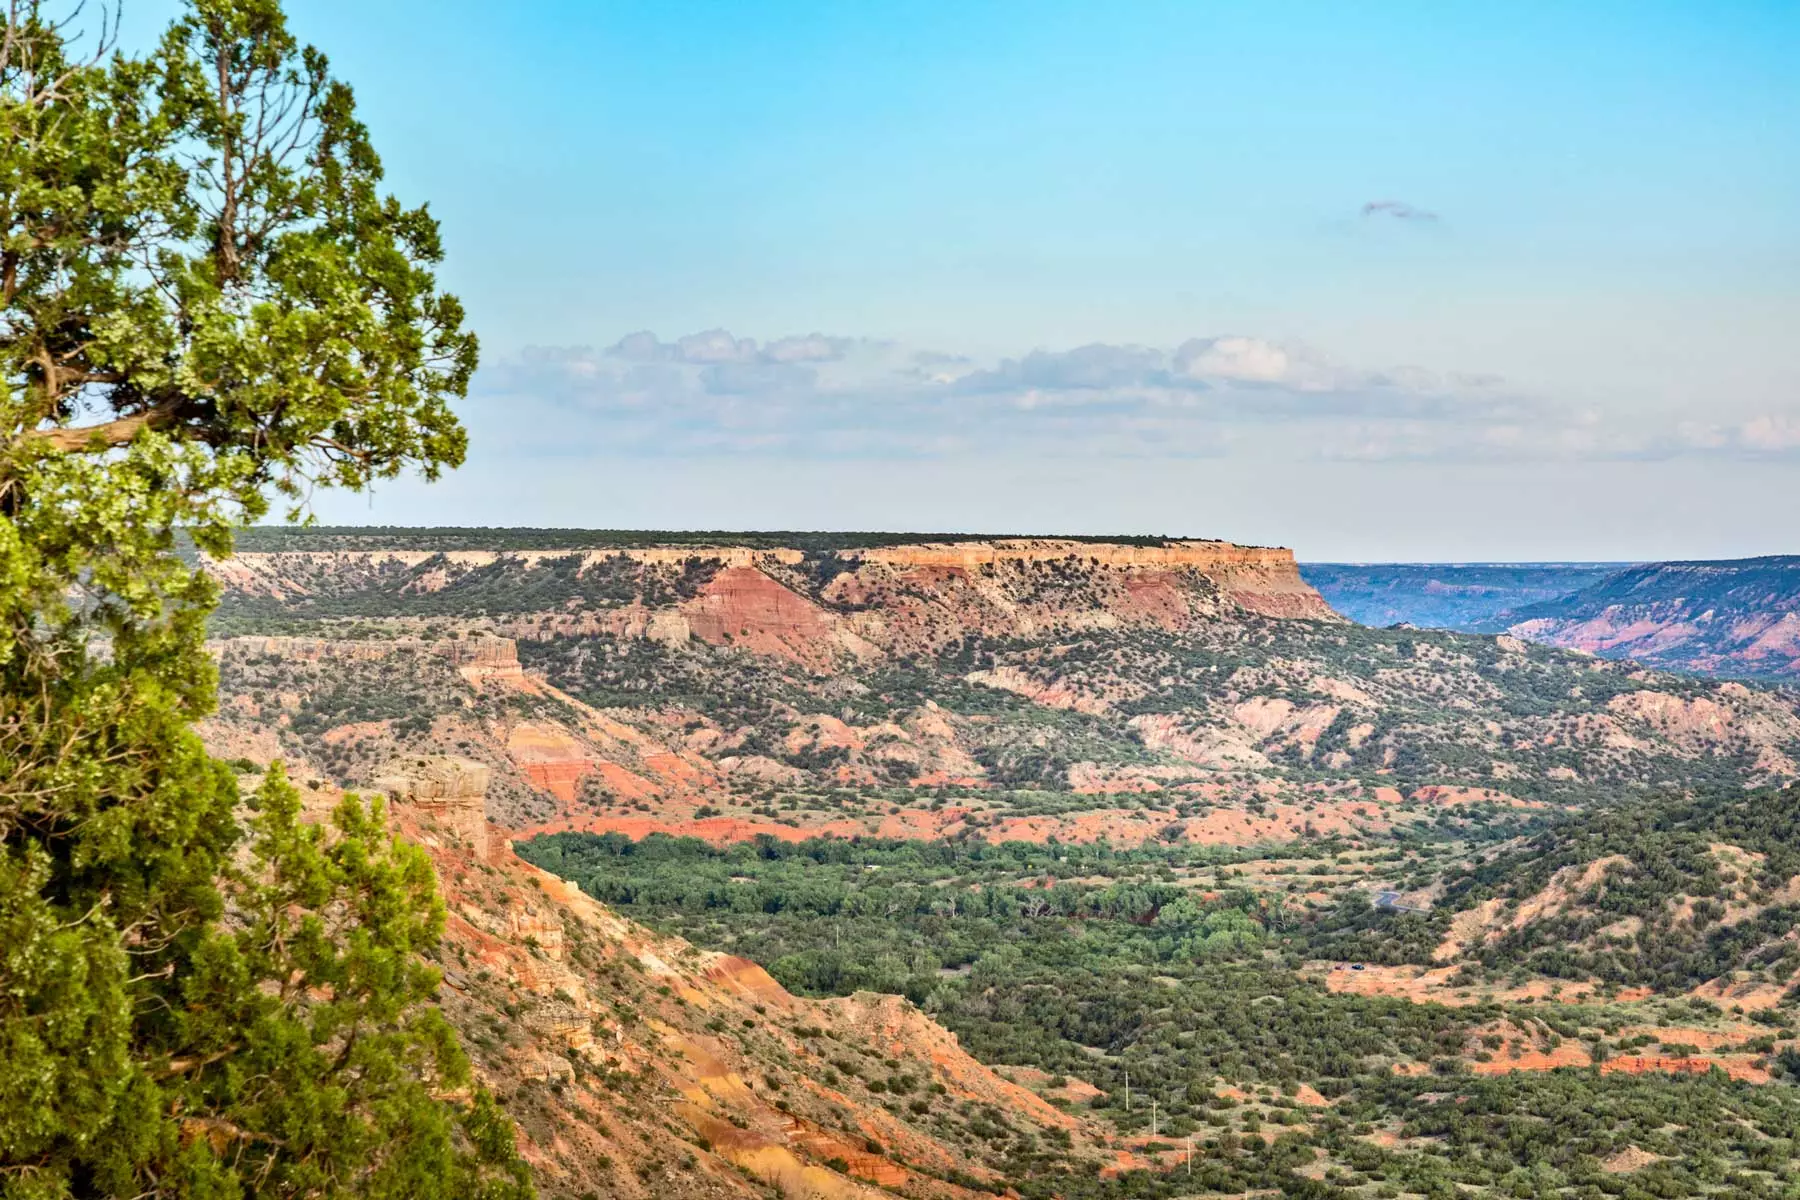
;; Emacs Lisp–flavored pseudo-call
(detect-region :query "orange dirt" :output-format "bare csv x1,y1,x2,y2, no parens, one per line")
1601,1146,1665,1174
1690,974,1798,1011
1470,1043,1591,1074
1601,1055,1770,1084
1321,963,1649,1007
1409,784,1548,810
506,723,594,803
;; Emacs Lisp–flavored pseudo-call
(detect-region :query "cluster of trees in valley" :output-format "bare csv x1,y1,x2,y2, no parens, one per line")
520,828,1800,1197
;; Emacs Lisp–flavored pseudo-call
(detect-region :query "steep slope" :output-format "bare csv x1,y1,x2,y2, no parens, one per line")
1502,556,1800,680
279,755,1122,1199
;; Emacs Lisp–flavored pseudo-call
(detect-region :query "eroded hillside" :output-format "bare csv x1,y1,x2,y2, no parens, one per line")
1305,557,1800,682
303,756,1126,1198
201,530,1800,1199
203,536,1800,855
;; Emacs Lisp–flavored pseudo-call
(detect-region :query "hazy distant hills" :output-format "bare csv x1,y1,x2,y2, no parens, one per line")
1301,562,1623,630
1504,557,1800,680
1306,556,1800,681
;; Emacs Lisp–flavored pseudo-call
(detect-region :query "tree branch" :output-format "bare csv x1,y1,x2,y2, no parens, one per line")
19,400,184,451
160,1045,238,1078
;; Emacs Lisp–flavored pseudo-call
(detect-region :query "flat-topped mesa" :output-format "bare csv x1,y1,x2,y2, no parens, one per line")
211,544,802,577
436,636,527,683
844,539,1337,620
372,755,494,857
209,535,1340,622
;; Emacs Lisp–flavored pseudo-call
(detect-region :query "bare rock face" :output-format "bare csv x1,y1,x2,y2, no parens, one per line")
681,566,847,666
372,755,493,856
437,636,526,684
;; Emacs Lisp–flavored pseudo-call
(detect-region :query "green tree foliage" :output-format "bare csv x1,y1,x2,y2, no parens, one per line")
525,830,1800,1199
1437,782,1800,989
0,2,527,1195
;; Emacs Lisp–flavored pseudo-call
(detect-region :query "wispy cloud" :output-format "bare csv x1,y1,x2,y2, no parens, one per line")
473,329,1792,465
1361,199,1439,222
606,329,860,366
1667,415,1800,459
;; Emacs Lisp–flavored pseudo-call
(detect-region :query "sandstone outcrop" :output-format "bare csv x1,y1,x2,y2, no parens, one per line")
372,755,493,856
680,566,847,665
504,722,595,802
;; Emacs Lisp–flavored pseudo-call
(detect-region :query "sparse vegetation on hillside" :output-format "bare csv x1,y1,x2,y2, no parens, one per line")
229,526,1200,553
1374,783,1800,992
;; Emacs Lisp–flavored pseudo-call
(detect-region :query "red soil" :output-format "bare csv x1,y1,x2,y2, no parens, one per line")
683,567,840,665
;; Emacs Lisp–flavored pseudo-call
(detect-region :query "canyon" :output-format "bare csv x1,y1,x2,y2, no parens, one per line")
205,532,1800,851
199,528,1800,1198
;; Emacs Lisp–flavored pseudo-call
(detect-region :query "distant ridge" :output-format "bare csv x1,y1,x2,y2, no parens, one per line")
1305,556,1800,681
1502,555,1800,680
231,525,1266,554
1300,562,1624,631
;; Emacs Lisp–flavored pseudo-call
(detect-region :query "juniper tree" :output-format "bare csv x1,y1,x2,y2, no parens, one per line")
0,1,529,1195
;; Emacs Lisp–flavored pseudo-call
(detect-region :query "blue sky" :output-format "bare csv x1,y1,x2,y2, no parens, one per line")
126,2,1800,557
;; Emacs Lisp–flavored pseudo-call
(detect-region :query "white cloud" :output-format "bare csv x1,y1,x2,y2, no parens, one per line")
480,328,1795,465
605,329,857,366
1174,335,1297,385
763,334,855,363
967,343,1168,392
